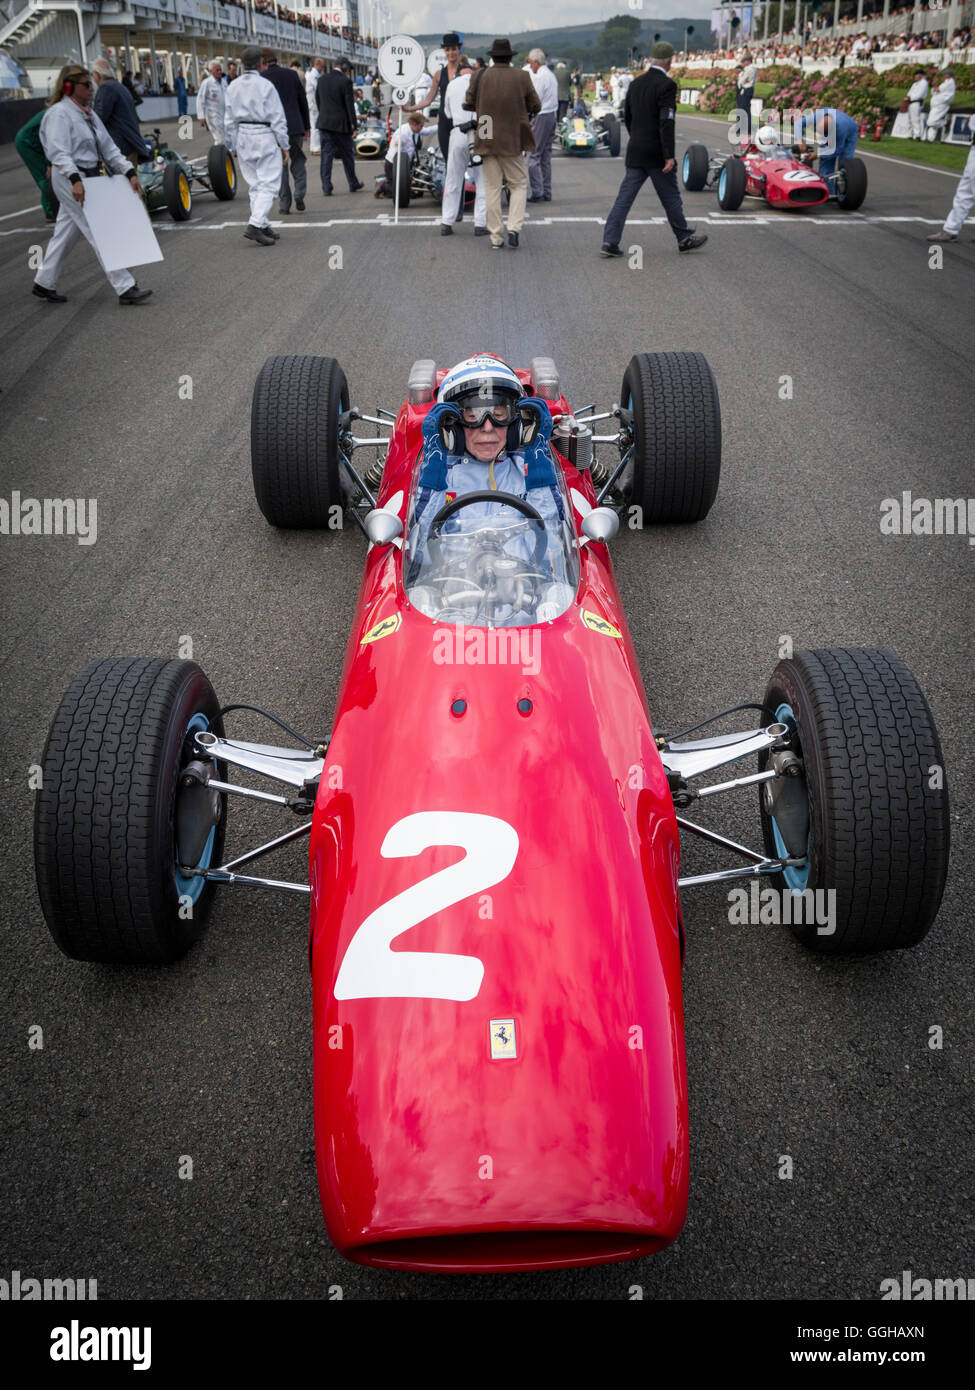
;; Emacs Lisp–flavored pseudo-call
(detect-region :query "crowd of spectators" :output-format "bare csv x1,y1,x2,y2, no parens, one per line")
212,0,377,45
683,21,971,68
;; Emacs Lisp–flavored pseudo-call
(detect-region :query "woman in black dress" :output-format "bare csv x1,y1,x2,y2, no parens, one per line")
406,31,462,161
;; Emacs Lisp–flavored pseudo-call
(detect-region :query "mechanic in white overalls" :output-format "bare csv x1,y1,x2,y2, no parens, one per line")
925,70,956,142
306,57,324,155
224,45,289,246
32,64,151,305
907,72,929,140
440,58,486,235
196,62,227,146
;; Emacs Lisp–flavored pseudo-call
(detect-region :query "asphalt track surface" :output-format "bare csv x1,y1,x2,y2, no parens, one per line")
0,112,972,1304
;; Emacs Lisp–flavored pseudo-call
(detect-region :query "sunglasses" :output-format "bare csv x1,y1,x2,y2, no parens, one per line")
74,79,92,87
460,404,515,429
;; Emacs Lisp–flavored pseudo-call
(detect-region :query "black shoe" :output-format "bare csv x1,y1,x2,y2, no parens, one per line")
265,227,280,240
244,224,275,246
295,197,305,211
542,194,551,201
508,231,519,248
322,187,333,196
527,194,542,203
349,180,365,192
118,285,152,305
474,226,489,236
678,233,708,252
600,242,624,258
440,224,453,236
32,283,67,303
279,204,291,214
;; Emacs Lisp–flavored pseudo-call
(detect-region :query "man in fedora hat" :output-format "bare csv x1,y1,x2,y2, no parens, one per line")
600,41,706,259
463,37,540,248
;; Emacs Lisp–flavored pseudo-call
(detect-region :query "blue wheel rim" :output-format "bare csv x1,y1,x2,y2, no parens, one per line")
718,166,727,200
174,712,216,903
682,152,690,183
770,701,810,892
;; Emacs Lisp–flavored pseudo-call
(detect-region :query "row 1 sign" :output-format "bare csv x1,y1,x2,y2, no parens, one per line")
378,33,425,88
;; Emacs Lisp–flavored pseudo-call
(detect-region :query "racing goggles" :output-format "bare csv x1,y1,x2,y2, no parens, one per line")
458,402,517,430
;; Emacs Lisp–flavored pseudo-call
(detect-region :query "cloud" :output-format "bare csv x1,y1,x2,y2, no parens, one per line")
396,2,716,37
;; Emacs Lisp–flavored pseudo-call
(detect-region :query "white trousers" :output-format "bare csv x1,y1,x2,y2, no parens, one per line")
442,127,485,226
35,168,135,295
237,128,282,227
944,145,975,236
908,101,925,139
206,115,226,146
310,126,321,154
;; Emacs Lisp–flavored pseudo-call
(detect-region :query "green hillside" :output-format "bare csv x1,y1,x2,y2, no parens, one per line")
416,16,713,66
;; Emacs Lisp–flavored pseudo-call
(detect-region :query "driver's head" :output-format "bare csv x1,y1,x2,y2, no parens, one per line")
755,124,778,151
438,355,525,460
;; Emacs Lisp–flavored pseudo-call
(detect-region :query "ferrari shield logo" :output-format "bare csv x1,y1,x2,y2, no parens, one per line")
581,609,622,640
360,613,402,646
490,1018,517,1060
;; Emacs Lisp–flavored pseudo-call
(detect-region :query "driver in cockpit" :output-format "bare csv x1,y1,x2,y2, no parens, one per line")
413,354,562,538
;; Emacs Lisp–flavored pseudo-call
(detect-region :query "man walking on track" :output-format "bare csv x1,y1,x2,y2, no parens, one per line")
600,41,706,259
224,46,289,246
463,37,540,250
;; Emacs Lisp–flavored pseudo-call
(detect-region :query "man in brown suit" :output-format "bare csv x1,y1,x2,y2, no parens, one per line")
463,37,540,249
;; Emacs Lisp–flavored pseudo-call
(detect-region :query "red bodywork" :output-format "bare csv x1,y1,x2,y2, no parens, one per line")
308,369,688,1273
740,145,829,208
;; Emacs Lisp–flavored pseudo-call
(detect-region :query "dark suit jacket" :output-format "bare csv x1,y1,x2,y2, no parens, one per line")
315,68,356,135
262,61,310,139
623,66,679,170
93,78,150,160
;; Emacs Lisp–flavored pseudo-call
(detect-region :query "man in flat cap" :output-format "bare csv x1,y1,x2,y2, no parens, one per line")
224,45,289,245
463,37,540,249
600,41,706,258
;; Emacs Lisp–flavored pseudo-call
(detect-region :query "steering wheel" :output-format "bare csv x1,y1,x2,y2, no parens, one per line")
428,490,547,567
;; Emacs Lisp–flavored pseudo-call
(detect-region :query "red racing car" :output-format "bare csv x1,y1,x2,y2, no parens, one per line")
682,131,867,212
34,352,948,1273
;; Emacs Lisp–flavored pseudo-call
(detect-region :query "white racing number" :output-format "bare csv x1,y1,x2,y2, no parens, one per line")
783,168,819,182
333,812,519,1002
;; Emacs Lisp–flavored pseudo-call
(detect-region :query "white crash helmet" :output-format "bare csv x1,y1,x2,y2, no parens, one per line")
755,124,778,152
437,354,525,410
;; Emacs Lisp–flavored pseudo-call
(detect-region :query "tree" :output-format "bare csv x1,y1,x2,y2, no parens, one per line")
597,13,642,66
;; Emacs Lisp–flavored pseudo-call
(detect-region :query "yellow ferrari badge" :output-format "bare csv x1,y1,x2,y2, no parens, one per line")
581,609,622,640
360,613,402,646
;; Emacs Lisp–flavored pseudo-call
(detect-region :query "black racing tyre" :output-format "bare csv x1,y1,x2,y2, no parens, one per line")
604,113,621,157
836,155,867,210
34,659,227,964
393,149,411,207
717,155,746,210
163,160,192,220
251,354,348,528
207,143,237,200
620,352,721,523
681,143,710,191
758,648,949,953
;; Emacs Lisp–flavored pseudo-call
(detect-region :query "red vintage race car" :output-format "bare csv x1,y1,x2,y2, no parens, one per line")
682,138,867,212
34,352,949,1274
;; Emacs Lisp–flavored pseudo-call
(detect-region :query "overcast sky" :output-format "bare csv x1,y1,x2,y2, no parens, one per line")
395,1,716,37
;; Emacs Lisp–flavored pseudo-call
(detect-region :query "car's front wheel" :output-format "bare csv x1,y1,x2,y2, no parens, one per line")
251,355,349,528
34,659,226,963
758,648,949,952
681,143,710,191
717,156,746,210
207,144,237,200
835,155,867,210
620,352,721,523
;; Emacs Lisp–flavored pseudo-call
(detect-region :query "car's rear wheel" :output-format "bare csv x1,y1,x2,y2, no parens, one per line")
717,156,746,210
620,352,721,523
34,659,226,963
604,113,621,156
758,648,949,952
392,149,411,206
163,161,192,220
251,355,348,528
681,143,709,190
835,155,867,210
207,143,237,200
